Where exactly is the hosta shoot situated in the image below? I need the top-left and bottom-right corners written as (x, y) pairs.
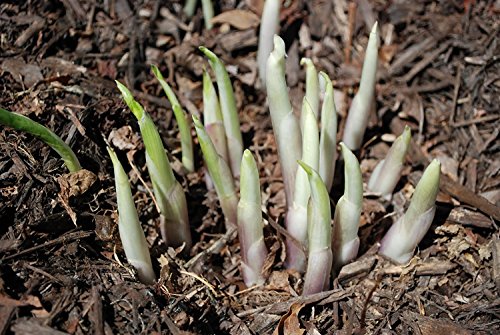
top-left (107, 146), bottom-right (155, 285)
top-left (266, 35), bottom-right (302, 209)
top-left (299, 161), bottom-right (332, 296)
top-left (379, 159), bottom-right (441, 264)
top-left (257, 0), bottom-right (281, 87)
top-left (238, 150), bottom-right (268, 286)
top-left (332, 143), bottom-right (362, 271)
top-left (203, 69), bottom-right (229, 164)
top-left (193, 115), bottom-right (238, 229)
top-left (368, 126), bottom-right (411, 199)
top-left (342, 22), bottom-right (379, 150)
top-left (285, 99), bottom-right (319, 272)
top-left (116, 81), bottom-right (192, 251)
top-left (0, 107), bottom-right (81, 172)
top-left (318, 72), bottom-right (338, 191)
top-left (151, 65), bottom-right (194, 173)
top-left (199, 46), bottom-right (243, 178)
top-left (300, 58), bottom-right (319, 121)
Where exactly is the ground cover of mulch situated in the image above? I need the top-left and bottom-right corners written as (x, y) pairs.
top-left (1, 0), bottom-right (499, 334)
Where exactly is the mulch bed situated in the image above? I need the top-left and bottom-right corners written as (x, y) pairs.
top-left (1, 0), bottom-right (499, 334)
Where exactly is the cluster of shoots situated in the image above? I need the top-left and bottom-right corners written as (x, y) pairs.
top-left (265, 26), bottom-right (440, 295)
top-left (3, 19), bottom-right (440, 290)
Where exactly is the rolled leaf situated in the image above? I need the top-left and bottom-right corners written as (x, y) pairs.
top-left (151, 65), bottom-right (194, 173)
top-left (342, 22), bottom-right (379, 150)
top-left (299, 161), bottom-right (332, 296)
top-left (285, 99), bottom-right (319, 272)
top-left (116, 81), bottom-right (192, 251)
top-left (332, 143), bottom-right (362, 271)
top-left (0, 107), bottom-right (81, 172)
top-left (199, 46), bottom-right (243, 178)
top-left (201, 0), bottom-right (214, 30)
top-left (266, 35), bottom-right (302, 209)
top-left (300, 58), bottom-right (319, 121)
top-left (238, 150), bottom-right (268, 286)
top-left (203, 69), bottom-right (229, 164)
top-left (318, 72), bottom-right (338, 191)
top-left (379, 159), bottom-right (441, 263)
top-left (184, 0), bottom-right (198, 17)
top-left (193, 115), bottom-right (238, 229)
top-left (107, 146), bottom-right (155, 285)
top-left (257, 0), bottom-right (281, 88)
top-left (368, 125), bottom-right (411, 199)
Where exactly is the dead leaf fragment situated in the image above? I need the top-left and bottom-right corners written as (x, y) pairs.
top-left (273, 302), bottom-right (305, 335)
top-left (211, 10), bottom-right (260, 30)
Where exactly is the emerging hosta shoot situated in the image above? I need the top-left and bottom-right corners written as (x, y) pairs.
top-left (201, 0), bottom-right (214, 30)
top-left (285, 99), bottom-right (319, 272)
top-left (332, 143), bottom-right (362, 271)
top-left (379, 159), bottom-right (441, 264)
top-left (199, 47), bottom-right (243, 178)
top-left (299, 161), bottom-right (332, 296)
top-left (300, 58), bottom-right (320, 121)
top-left (151, 65), bottom-right (194, 172)
top-left (203, 69), bottom-right (229, 164)
top-left (116, 81), bottom-right (192, 251)
top-left (0, 107), bottom-right (81, 172)
top-left (266, 35), bottom-right (302, 209)
top-left (238, 150), bottom-right (268, 286)
top-left (193, 115), bottom-right (238, 229)
top-left (257, 0), bottom-right (281, 87)
top-left (107, 146), bottom-right (155, 285)
top-left (368, 126), bottom-right (411, 199)
top-left (318, 72), bottom-right (338, 191)
top-left (184, 0), bottom-right (198, 17)
top-left (342, 22), bottom-right (379, 150)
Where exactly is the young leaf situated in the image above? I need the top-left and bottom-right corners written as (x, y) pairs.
top-left (193, 115), bottom-right (238, 229)
top-left (0, 107), bottom-right (81, 172)
top-left (151, 65), bottom-right (194, 172)
top-left (318, 72), bottom-right (338, 191)
top-left (199, 46), bottom-right (243, 178)
top-left (368, 126), bottom-right (411, 199)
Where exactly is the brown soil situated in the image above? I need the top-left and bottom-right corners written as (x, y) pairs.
top-left (1, 1), bottom-right (499, 334)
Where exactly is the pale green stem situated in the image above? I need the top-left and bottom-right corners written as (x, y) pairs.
top-left (203, 69), bottom-right (229, 164)
top-left (285, 99), bottom-right (319, 272)
top-left (199, 47), bottom-right (243, 178)
top-left (368, 125), bottom-right (411, 199)
top-left (257, 0), bottom-right (281, 87)
top-left (318, 72), bottom-right (338, 191)
top-left (332, 143), bottom-right (362, 271)
top-left (238, 150), bottom-right (268, 286)
top-left (266, 35), bottom-right (302, 209)
top-left (298, 161), bottom-right (332, 295)
top-left (379, 160), bottom-right (441, 263)
top-left (107, 146), bottom-right (155, 285)
top-left (193, 115), bottom-right (238, 229)
top-left (300, 58), bottom-right (319, 122)
top-left (0, 107), bottom-right (81, 172)
top-left (184, 0), bottom-right (198, 17)
top-left (201, 0), bottom-right (214, 30)
top-left (342, 22), bottom-right (379, 150)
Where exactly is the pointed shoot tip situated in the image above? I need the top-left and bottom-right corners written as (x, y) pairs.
top-left (298, 160), bottom-right (313, 175)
